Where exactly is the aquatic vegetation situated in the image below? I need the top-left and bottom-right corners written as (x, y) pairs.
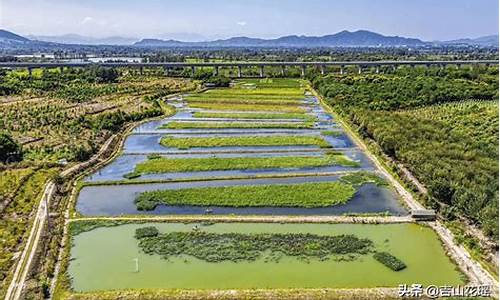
top-left (202, 87), bottom-right (305, 97)
top-left (134, 226), bottom-right (159, 238)
top-left (340, 171), bottom-right (387, 186)
top-left (185, 97), bottom-right (301, 106)
top-left (160, 121), bottom-right (313, 129)
top-left (160, 135), bottom-right (332, 149)
top-left (135, 228), bottom-right (373, 263)
top-left (188, 102), bottom-right (307, 113)
top-left (122, 172), bottom-right (141, 179)
top-left (373, 252), bottom-right (407, 271)
top-left (321, 130), bottom-right (343, 136)
top-left (134, 153), bottom-right (359, 174)
top-left (193, 111), bottom-right (314, 120)
top-left (134, 181), bottom-right (356, 210)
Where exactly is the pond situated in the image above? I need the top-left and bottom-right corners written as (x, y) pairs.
top-left (76, 176), bottom-right (407, 216)
top-left (68, 222), bottom-right (464, 292)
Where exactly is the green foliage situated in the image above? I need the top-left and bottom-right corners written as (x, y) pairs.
top-left (321, 130), bottom-right (343, 136)
top-left (313, 67), bottom-right (499, 238)
top-left (134, 226), bottom-right (159, 238)
top-left (340, 171), bottom-right (387, 186)
top-left (0, 132), bottom-right (22, 162)
top-left (373, 252), bottom-right (407, 271)
top-left (134, 181), bottom-right (356, 210)
top-left (134, 153), bottom-right (358, 174)
top-left (69, 220), bottom-right (130, 236)
top-left (188, 102), bottom-right (306, 113)
top-left (312, 71), bottom-right (498, 111)
top-left (123, 172), bottom-right (141, 179)
top-left (135, 229), bottom-right (374, 263)
top-left (160, 135), bottom-right (332, 149)
top-left (193, 111), bottom-right (314, 120)
top-left (160, 121), bottom-right (313, 129)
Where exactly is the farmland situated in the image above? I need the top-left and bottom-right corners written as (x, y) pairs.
top-left (3, 74), bottom-right (493, 299)
top-left (0, 68), bottom-right (196, 297)
top-left (311, 66), bottom-right (499, 238)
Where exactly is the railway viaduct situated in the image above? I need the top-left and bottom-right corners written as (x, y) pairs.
top-left (0, 60), bottom-right (497, 77)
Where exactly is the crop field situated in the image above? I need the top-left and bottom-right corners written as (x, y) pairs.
top-left (312, 69), bottom-right (499, 239)
top-left (0, 68), bottom-right (197, 297)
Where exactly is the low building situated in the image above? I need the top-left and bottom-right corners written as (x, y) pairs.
top-left (411, 209), bottom-right (437, 221)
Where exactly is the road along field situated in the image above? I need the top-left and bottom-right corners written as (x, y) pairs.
top-left (53, 78), bottom-right (488, 299)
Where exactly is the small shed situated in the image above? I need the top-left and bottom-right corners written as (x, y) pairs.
top-left (411, 209), bottom-right (437, 221)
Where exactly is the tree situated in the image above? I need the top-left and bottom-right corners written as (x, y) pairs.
top-left (0, 132), bottom-right (22, 163)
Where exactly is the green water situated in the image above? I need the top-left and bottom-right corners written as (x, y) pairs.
top-left (68, 223), bottom-right (464, 292)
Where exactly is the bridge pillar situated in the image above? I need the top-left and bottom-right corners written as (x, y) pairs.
top-left (237, 66), bottom-right (242, 78)
top-left (213, 66), bottom-right (219, 76)
top-left (59, 66), bottom-right (64, 73)
top-left (139, 66), bottom-right (143, 75)
top-left (191, 66), bottom-right (196, 75)
top-left (375, 66), bottom-right (380, 74)
top-left (163, 66), bottom-right (169, 76)
top-left (320, 65), bottom-right (325, 75)
top-left (27, 67), bottom-right (32, 78)
top-left (259, 65), bottom-right (264, 78)
top-left (301, 65), bottom-right (306, 77)
top-left (358, 66), bottom-right (362, 74)
top-left (340, 66), bottom-right (344, 75)
top-left (281, 65), bottom-right (286, 77)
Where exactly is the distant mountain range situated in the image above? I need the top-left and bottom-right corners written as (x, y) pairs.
top-left (134, 30), bottom-right (428, 47)
top-left (27, 34), bottom-right (139, 46)
top-left (440, 35), bottom-right (499, 47)
top-left (0, 29), bottom-right (498, 49)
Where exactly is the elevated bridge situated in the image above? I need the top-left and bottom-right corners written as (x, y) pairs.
top-left (0, 60), bottom-right (497, 77)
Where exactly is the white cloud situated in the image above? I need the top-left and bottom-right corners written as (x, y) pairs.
top-left (81, 16), bottom-right (94, 25)
top-left (236, 21), bottom-right (247, 26)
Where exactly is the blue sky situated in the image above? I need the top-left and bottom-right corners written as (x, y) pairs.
top-left (1, 0), bottom-right (498, 40)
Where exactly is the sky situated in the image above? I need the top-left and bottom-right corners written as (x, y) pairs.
top-left (0, 0), bottom-right (498, 41)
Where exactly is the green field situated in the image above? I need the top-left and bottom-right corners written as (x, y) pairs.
top-left (134, 181), bottom-right (357, 209)
top-left (160, 135), bottom-right (332, 149)
top-left (133, 153), bottom-right (358, 175)
top-left (160, 121), bottom-right (314, 129)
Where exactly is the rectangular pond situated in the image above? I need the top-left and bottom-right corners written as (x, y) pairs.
top-left (76, 176), bottom-right (408, 216)
top-left (68, 222), bottom-right (464, 292)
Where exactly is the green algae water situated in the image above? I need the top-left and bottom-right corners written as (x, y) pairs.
top-left (68, 223), bottom-right (464, 292)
